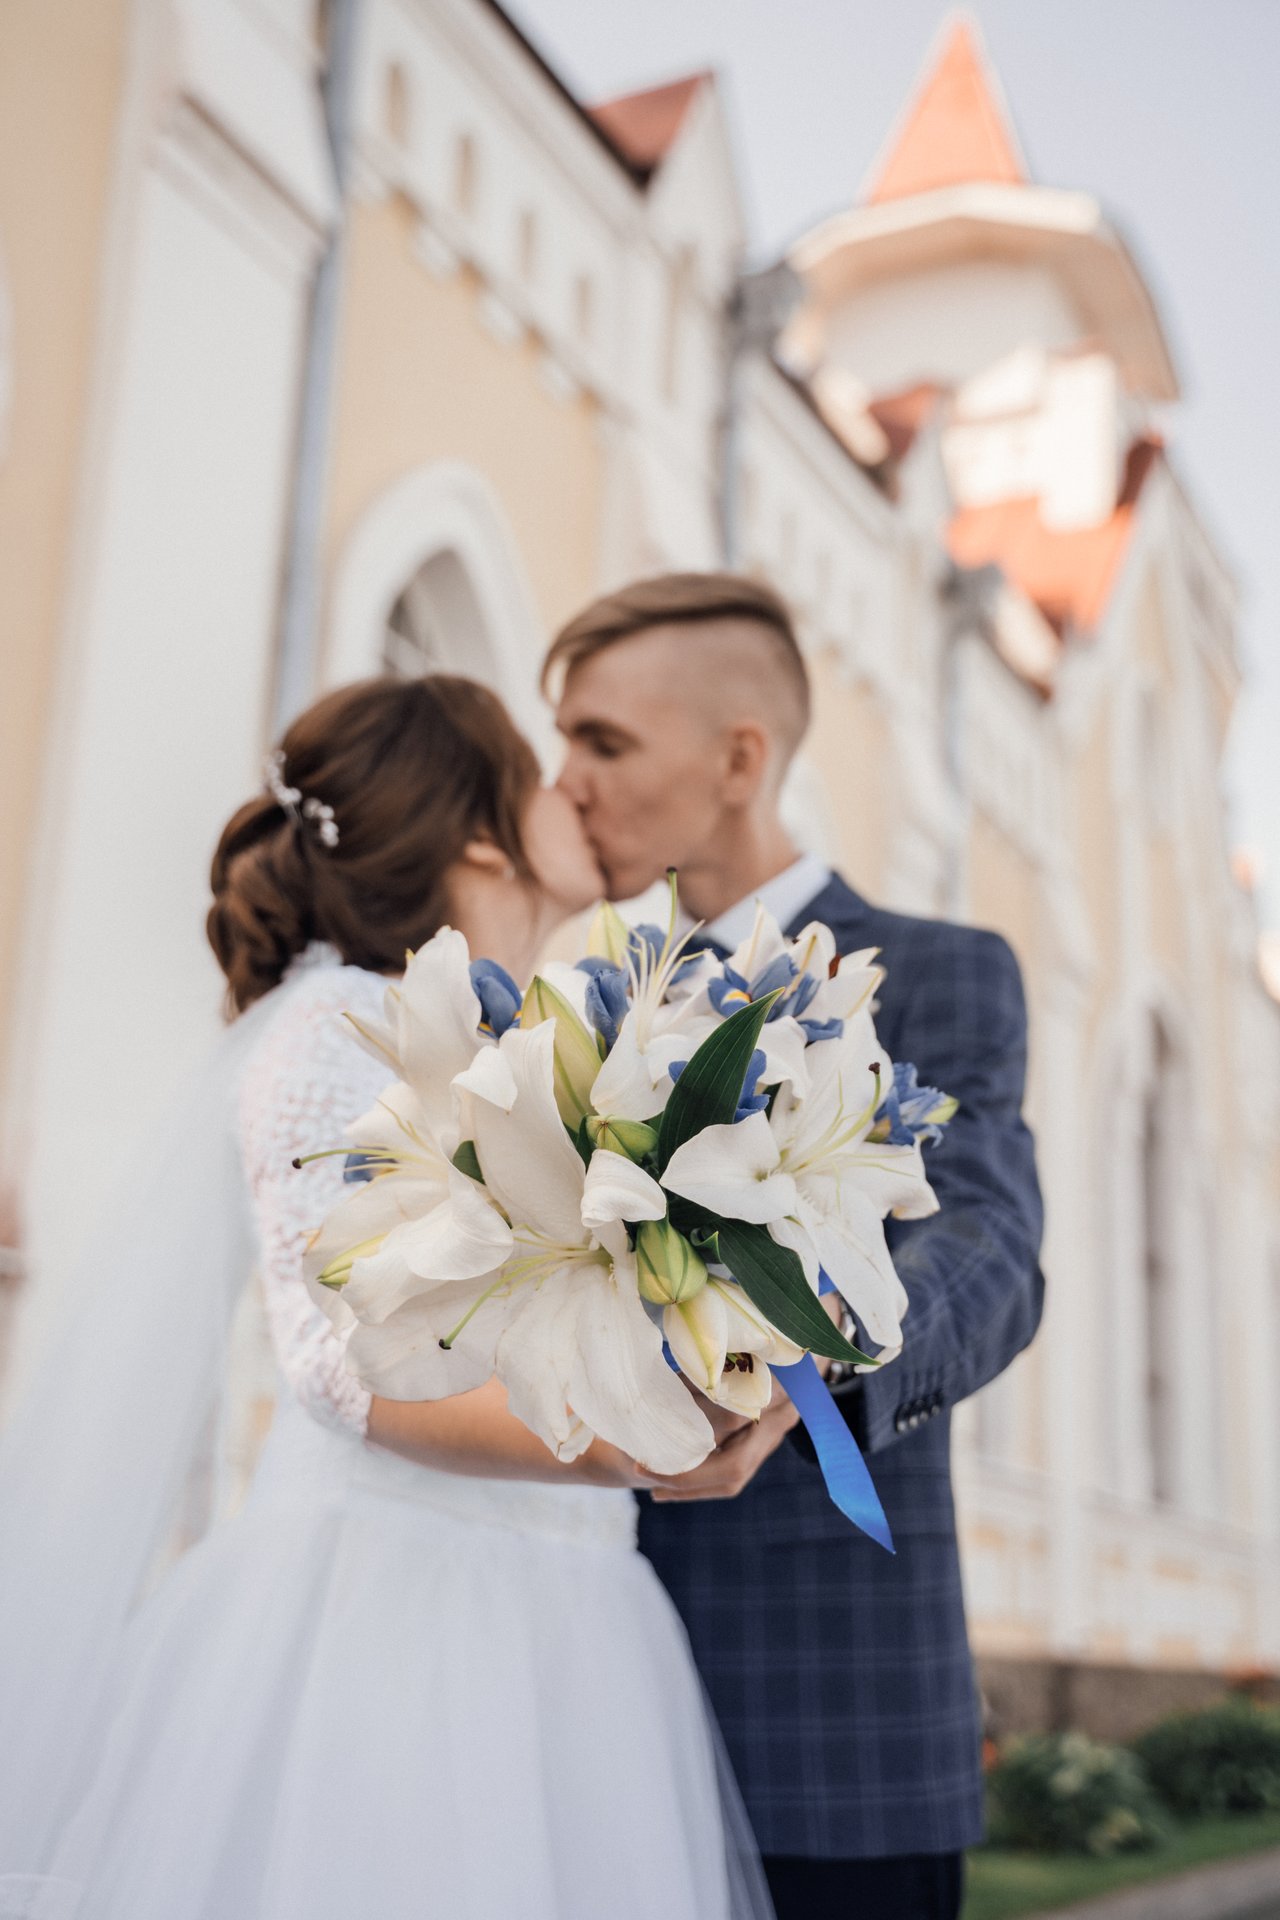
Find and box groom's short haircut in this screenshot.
[543,571,811,749]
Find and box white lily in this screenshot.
[302,1078,458,1332]
[766,1012,937,1357]
[658,1007,935,1358]
[343,926,489,1146]
[673,904,877,1099]
[665,1276,803,1416]
[307,927,522,1333]
[661,1110,798,1225]
[587,897,719,1122]
[344,1019,715,1474]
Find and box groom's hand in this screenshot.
[647,1390,800,1502]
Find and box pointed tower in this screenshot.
[780,12,1180,645]
[867,17,1025,204]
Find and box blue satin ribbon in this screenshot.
[770,1267,894,1551]
[770,1353,894,1553]
[664,1323,893,1552]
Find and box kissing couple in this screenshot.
[0,570,1042,1920]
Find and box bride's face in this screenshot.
[520,784,605,915]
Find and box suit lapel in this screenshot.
[784,871,873,947]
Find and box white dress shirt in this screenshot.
[679,851,833,955]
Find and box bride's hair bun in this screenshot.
[207,675,540,1014]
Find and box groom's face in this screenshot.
[554,626,728,901]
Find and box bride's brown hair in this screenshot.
[208,675,540,1013]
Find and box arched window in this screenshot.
[382,549,489,678]
[328,462,551,757]
[384,62,411,147]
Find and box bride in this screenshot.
[0,674,777,1920]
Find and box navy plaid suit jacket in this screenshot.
[638,874,1045,1860]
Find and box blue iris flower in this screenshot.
[469,956,522,1039]
[575,957,629,1050]
[667,1047,770,1123]
[626,923,703,988]
[735,1048,770,1121]
[628,924,666,967]
[873,1061,955,1147]
[707,952,842,1042]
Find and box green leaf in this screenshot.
[715,1221,880,1366]
[656,989,782,1171]
[688,1225,722,1263]
[571,1117,595,1170]
[451,1139,484,1183]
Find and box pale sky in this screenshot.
[509,0,1280,928]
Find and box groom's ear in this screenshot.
[721,720,773,803]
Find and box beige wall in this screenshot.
[965,808,1041,984]
[323,194,605,650]
[0,0,130,1087]
[803,649,894,899]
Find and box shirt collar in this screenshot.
[680,852,834,955]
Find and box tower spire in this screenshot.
[866,15,1026,205]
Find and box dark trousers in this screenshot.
[762,1850,964,1920]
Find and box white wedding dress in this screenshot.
[0,950,771,1920]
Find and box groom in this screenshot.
[547,572,1044,1920]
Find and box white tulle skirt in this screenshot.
[12,1408,771,1920]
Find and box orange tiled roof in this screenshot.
[868,19,1025,205]
[588,73,709,176]
[947,439,1161,633]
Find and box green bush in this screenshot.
[987,1732,1171,1857]
[1133,1700,1280,1819]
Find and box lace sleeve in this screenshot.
[238,964,395,1437]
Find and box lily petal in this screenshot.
[662,1110,798,1225]
[565,1258,714,1474]
[587,1009,672,1122]
[468,1023,586,1245]
[715,1277,805,1367]
[453,1043,519,1114]
[347,1081,448,1170]
[766,1213,823,1292]
[726,903,789,987]
[343,1168,513,1324]
[665,1285,729,1394]
[496,1263,595,1462]
[396,928,484,1134]
[805,1190,908,1351]
[580,1149,668,1232]
[345,1276,507,1399]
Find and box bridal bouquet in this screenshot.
[302,878,954,1533]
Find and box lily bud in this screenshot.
[586,899,632,967]
[586,1115,659,1162]
[636,1219,708,1306]
[521,975,602,1128]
